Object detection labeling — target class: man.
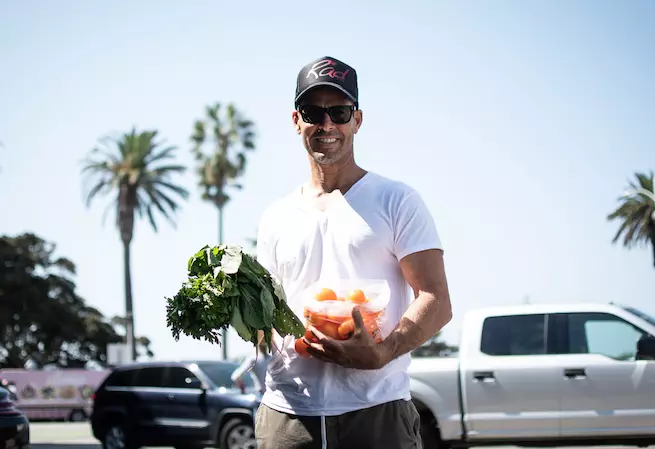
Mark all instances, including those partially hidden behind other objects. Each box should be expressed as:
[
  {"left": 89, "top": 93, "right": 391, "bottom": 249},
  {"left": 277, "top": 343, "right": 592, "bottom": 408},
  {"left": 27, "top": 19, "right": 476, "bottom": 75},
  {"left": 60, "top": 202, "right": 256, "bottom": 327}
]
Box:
[{"left": 254, "top": 56, "right": 452, "bottom": 449}]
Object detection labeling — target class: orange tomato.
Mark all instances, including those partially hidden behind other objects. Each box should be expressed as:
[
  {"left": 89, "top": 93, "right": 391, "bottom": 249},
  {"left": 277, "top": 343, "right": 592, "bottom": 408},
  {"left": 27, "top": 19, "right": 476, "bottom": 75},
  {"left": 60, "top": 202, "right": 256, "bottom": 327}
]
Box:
[
  {"left": 347, "top": 289, "right": 367, "bottom": 304},
  {"left": 304, "top": 328, "right": 318, "bottom": 343},
  {"left": 294, "top": 338, "right": 311, "bottom": 358},
  {"left": 315, "top": 288, "right": 337, "bottom": 302},
  {"left": 317, "top": 321, "right": 343, "bottom": 340},
  {"left": 338, "top": 319, "right": 355, "bottom": 339}
]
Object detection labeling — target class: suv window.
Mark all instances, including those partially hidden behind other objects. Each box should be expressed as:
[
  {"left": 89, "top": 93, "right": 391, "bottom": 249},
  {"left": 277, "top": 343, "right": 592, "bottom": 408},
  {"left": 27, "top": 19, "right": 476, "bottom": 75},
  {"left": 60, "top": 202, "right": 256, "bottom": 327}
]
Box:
[
  {"left": 197, "top": 362, "right": 254, "bottom": 388},
  {"left": 133, "top": 367, "right": 164, "bottom": 387},
  {"left": 481, "top": 314, "right": 546, "bottom": 356},
  {"left": 566, "top": 312, "right": 645, "bottom": 361},
  {"left": 104, "top": 369, "right": 136, "bottom": 387},
  {"left": 163, "top": 367, "right": 201, "bottom": 389}
]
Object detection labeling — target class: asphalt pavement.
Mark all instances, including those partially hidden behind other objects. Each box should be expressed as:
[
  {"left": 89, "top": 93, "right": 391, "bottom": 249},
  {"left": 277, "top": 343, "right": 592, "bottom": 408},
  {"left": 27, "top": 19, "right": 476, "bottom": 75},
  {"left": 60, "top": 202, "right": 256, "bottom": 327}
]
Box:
[{"left": 28, "top": 422, "right": 638, "bottom": 449}]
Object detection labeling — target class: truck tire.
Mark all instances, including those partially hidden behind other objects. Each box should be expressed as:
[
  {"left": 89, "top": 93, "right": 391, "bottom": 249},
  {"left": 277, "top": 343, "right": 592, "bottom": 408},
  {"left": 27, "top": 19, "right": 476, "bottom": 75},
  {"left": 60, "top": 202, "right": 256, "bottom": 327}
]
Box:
[
  {"left": 419, "top": 412, "right": 448, "bottom": 449},
  {"left": 218, "top": 417, "right": 257, "bottom": 449},
  {"left": 68, "top": 409, "right": 87, "bottom": 422}
]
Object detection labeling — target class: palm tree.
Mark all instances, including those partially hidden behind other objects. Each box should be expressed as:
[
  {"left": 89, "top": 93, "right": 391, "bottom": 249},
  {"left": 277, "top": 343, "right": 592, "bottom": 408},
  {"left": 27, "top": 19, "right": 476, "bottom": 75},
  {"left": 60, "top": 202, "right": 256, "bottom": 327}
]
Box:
[
  {"left": 607, "top": 171, "right": 655, "bottom": 268},
  {"left": 81, "top": 128, "right": 189, "bottom": 360},
  {"left": 191, "top": 103, "right": 256, "bottom": 359}
]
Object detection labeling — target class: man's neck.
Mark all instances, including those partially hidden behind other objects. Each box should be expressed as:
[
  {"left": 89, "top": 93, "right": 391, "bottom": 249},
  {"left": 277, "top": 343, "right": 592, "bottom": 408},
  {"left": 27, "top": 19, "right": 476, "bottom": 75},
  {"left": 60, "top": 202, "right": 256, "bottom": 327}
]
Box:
[{"left": 305, "top": 155, "right": 367, "bottom": 197}]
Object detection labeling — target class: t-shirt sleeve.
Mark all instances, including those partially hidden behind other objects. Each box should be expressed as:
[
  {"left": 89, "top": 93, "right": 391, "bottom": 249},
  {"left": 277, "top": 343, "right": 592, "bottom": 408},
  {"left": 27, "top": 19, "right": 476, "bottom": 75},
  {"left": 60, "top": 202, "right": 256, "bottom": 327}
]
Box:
[{"left": 392, "top": 190, "right": 443, "bottom": 261}]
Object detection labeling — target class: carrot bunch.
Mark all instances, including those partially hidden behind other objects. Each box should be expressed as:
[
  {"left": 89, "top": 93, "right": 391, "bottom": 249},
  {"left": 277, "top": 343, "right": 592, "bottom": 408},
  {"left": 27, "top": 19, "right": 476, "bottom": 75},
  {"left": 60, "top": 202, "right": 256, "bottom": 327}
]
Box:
[{"left": 294, "top": 287, "right": 384, "bottom": 358}]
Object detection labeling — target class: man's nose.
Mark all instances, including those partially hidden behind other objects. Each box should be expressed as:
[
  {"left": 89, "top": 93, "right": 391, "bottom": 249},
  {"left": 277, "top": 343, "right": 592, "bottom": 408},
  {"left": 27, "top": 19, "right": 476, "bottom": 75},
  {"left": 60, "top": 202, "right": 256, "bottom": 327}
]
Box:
[{"left": 319, "top": 112, "right": 336, "bottom": 130}]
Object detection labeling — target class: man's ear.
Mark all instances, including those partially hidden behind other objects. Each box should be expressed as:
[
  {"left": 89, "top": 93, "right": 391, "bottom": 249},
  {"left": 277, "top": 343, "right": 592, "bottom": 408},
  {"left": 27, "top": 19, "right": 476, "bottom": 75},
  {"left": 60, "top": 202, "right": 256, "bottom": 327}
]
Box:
[
  {"left": 292, "top": 111, "right": 301, "bottom": 134},
  {"left": 353, "top": 109, "right": 363, "bottom": 134}
]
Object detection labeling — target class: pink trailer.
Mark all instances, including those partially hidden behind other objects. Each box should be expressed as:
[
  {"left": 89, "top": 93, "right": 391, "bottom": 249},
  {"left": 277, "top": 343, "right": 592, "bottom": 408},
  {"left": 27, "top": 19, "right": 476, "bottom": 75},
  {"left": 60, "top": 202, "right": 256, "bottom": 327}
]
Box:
[{"left": 0, "top": 368, "right": 110, "bottom": 421}]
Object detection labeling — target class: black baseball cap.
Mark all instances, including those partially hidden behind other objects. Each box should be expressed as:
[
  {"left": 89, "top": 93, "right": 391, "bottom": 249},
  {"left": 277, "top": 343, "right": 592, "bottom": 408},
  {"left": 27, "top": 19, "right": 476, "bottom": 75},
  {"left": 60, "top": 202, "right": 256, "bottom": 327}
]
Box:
[{"left": 295, "top": 56, "right": 358, "bottom": 107}]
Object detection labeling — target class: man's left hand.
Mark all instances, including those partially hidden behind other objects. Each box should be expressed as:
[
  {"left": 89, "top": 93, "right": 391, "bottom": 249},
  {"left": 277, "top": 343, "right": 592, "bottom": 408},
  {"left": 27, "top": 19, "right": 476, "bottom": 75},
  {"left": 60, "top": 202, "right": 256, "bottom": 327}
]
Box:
[{"left": 304, "top": 307, "right": 390, "bottom": 370}]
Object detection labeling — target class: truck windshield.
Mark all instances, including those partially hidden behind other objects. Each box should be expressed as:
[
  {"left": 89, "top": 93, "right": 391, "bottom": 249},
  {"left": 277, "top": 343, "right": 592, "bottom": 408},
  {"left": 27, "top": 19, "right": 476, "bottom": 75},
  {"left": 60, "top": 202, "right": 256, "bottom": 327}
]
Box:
[{"left": 622, "top": 305, "right": 655, "bottom": 327}]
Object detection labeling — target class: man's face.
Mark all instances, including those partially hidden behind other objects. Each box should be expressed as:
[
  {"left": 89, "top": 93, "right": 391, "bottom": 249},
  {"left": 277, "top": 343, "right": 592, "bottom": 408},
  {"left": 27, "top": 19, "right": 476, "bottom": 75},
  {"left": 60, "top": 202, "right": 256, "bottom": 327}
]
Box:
[{"left": 292, "top": 87, "right": 363, "bottom": 166}]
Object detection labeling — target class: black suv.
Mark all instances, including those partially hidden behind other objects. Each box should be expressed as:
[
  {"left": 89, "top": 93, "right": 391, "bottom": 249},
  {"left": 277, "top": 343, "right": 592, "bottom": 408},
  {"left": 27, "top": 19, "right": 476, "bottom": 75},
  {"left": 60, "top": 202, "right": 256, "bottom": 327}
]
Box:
[{"left": 90, "top": 360, "right": 261, "bottom": 449}]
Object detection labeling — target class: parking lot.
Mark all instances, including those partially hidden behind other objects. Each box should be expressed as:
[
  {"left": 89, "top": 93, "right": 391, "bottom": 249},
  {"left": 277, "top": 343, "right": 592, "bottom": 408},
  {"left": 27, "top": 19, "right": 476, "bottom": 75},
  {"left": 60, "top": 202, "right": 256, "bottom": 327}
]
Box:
[{"left": 28, "top": 422, "right": 638, "bottom": 449}]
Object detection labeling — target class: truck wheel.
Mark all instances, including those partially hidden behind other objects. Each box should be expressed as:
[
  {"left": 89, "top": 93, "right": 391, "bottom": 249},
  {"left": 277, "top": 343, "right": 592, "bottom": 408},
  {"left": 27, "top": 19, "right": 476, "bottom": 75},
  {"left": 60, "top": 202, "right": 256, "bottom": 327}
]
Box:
[
  {"left": 419, "top": 412, "right": 447, "bottom": 449},
  {"left": 68, "top": 409, "right": 87, "bottom": 422},
  {"left": 219, "top": 417, "right": 257, "bottom": 449}
]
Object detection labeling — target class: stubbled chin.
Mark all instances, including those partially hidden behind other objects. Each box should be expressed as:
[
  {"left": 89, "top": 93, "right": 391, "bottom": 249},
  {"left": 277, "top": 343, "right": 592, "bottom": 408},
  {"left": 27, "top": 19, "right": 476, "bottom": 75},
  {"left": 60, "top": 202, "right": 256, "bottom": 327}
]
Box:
[{"left": 311, "top": 150, "right": 343, "bottom": 165}]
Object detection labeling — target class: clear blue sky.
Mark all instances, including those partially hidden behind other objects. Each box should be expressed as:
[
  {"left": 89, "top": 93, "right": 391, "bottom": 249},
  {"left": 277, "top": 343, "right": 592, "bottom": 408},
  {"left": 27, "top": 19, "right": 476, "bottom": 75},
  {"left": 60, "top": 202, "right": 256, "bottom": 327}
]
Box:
[{"left": 1, "top": 1, "right": 653, "bottom": 362}]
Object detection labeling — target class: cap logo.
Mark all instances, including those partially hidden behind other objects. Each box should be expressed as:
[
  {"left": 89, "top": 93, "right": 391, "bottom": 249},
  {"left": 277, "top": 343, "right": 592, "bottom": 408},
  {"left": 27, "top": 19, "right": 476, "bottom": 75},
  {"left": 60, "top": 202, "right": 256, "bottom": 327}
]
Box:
[{"left": 306, "top": 59, "right": 349, "bottom": 82}]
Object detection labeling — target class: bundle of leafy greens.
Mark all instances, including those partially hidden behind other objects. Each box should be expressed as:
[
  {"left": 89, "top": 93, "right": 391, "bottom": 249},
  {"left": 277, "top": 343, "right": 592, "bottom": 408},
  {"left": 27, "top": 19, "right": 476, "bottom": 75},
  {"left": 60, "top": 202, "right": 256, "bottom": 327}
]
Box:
[{"left": 165, "top": 244, "right": 305, "bottom": 352}]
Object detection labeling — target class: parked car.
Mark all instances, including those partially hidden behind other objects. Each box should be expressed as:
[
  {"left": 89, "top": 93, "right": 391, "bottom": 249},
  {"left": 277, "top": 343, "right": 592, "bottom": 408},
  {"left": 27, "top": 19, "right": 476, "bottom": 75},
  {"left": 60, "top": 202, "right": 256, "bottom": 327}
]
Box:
[
  {"left": 410, "top": 302, "right": 655, "bottom": 448},
  {"left": 90, "top": 360, "right": 260, "bottom": 449},
  {"left": 0, "top": 385, "right": 29, "bottom": 449}
]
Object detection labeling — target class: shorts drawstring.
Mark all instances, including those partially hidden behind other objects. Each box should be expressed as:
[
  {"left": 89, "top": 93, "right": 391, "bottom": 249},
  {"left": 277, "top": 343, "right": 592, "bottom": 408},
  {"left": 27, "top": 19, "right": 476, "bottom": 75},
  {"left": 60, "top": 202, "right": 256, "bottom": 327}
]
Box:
[{"left": 321, "top": 414, "right": 327, "bottom": 449}]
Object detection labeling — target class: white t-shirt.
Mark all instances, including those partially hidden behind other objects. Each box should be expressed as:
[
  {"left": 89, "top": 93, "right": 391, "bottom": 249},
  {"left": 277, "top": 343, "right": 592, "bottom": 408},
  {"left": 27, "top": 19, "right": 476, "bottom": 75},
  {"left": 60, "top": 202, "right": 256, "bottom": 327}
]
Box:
[{"left": 256, "top": 171, "right": 442, "bottom": 416}]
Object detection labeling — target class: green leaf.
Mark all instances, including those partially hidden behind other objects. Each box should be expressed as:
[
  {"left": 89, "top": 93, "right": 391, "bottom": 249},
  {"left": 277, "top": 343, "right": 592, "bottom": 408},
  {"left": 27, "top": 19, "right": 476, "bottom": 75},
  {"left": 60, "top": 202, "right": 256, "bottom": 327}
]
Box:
[
  {"left": 239, "top": 286, "right": 266, "bottom": 329},
  {"left": 274, "top": 300, "right": 305, "bottom": 338},
  {"left": 231, "top": 303, "right": 253, "bottom": 342},
  {"left": 207, "top": 246, "right": 222, "bottom": 267},
  {"left": 260, "top": 287, "right": 275, "bottom": 327},
  {"left": 188, "top": 245, "right": 210, "bottom": 275}
]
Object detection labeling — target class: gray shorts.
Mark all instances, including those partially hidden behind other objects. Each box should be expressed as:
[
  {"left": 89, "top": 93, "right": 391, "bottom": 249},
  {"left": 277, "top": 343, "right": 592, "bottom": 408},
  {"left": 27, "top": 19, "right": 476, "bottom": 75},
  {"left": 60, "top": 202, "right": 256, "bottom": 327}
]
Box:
[{"left": 255, "top": 399, "right": 422, "bottom": 449}]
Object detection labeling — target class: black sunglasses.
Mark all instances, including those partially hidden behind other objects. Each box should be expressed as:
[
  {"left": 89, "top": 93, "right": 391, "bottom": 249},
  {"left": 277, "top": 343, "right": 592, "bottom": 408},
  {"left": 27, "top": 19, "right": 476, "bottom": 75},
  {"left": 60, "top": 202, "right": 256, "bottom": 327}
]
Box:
[{"left": 298, "top": 105, "right": 356, "bottom": 125}]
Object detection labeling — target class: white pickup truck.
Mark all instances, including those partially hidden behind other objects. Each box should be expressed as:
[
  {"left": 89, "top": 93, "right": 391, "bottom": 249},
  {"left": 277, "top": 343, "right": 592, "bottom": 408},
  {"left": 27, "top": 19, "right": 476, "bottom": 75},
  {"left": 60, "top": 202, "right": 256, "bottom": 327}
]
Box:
[{"left": 409, "top": 302, "right": 655, "bottom": 448}]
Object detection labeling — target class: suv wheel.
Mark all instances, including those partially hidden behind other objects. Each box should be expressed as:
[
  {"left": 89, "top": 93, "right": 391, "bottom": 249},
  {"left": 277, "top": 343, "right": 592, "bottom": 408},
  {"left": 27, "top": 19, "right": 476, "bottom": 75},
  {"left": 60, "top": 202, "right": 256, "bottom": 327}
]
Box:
[
  {"left": 103, "top": 424, "right": 132, "bottom": 449},
  {"left": 219, "top": 417, "right": 257, "bottom": 449}
]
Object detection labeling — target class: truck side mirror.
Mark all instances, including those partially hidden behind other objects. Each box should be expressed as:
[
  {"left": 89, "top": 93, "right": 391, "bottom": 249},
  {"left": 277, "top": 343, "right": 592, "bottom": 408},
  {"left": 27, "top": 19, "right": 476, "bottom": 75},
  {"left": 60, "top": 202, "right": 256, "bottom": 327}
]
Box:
[{"left": 636, "top": 334, "right": 655, "bottom": 360}]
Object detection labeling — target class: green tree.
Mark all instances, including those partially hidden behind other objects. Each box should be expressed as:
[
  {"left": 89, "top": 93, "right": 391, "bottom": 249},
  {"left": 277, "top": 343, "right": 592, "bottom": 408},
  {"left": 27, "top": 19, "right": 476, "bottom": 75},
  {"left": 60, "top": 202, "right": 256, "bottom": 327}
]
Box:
[
  {"left": 191, "top": 103, "right": 256, "bottom": 359},
  {"left": 81, "top": 128, "right": 189, "bottom": 360},
  {"left": 0, "top": 233, "right": 152, "bottom": 368},
  {"left": 607, "top": 171, "right": 655, "bottom": 268},
  {"left": 411, "top": 332, "right": 458, "bottom": 358}
]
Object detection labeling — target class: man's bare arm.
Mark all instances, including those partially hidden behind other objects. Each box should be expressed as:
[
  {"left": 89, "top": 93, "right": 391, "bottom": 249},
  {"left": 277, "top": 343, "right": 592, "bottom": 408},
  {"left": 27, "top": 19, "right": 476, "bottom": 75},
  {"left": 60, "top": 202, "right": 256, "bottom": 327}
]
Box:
[{"left": 379, "top": 248, "right": 452, "bottom": 364}]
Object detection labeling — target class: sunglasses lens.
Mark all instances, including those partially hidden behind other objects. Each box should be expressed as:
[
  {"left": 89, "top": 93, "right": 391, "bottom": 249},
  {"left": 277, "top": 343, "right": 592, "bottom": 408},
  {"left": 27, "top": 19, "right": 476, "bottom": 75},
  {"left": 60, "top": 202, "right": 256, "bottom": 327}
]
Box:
[
  {"left": 300, "top": 106, "right": 325, "bottom": 124},
  {"left": 327, "top": 106, "right": 353, "bottom": 124},
  {"left": 299, "top": 105, "right": 354, "bottom": 125}
]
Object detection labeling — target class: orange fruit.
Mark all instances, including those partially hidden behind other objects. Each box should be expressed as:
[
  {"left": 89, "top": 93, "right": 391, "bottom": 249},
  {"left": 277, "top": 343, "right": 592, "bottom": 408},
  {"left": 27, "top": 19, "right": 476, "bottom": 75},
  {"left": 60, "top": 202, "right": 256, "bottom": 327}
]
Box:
[
  {"left": 338, "top": 319, "right": 355, "bottom": 339},
  {"left": 294, "top": 338, "right": 311, "bottom": 358},
  {"left": 315, "top": 288, "right": 338, "bottom": 302},
  {"left": 347, "top": 289, "right": 367, "bottom": 304},
  {"left": 304, "top": 329, "right": 318, "bottom": 343},
  {"left": 317, "top": 321, "right": 342, "bottom": 340}
]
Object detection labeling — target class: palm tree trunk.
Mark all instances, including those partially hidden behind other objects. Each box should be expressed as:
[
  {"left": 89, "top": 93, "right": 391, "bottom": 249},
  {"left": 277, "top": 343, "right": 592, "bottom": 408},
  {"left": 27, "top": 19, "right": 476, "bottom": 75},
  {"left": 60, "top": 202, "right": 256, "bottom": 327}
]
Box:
[
  {"left": 123, "top": 240, "right": 136, "bottom": 361},
  {"left": 119, "top": 184, "right": 137, "bottom": 362},
  {"left": 219, "top": 205, "right": 228, "bottom": 360}
]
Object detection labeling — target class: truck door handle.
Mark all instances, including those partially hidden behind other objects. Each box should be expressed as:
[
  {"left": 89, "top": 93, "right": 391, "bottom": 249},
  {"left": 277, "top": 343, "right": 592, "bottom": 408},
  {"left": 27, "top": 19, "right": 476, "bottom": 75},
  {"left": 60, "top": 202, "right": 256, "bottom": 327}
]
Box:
[
  {"left": 472, "top": 371, "right": 495, "bottom": 382},
  {"left": 167, "top": 394, "right": 175, "bottom": 400},
  {"left": 564, "top": 368, "right": 586, "bottom": 379}
]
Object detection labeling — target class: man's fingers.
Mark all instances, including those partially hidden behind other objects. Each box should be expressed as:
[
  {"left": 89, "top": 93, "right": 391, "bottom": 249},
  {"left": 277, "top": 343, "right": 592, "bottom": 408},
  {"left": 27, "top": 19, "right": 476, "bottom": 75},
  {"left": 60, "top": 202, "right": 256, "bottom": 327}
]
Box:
[
  {"left": 351, "top": 307, "right": 366, "bottom": 333},
  {"left": 307, "top": 325, "right": 329, "bottom": 342}
]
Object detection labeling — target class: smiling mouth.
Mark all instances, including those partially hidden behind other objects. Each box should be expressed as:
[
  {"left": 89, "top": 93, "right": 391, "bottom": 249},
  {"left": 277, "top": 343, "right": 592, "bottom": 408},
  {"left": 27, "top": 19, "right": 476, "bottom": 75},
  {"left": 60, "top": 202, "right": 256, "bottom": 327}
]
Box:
[{"left": 315, "top": 137, "right": 338, "bottom": 144}]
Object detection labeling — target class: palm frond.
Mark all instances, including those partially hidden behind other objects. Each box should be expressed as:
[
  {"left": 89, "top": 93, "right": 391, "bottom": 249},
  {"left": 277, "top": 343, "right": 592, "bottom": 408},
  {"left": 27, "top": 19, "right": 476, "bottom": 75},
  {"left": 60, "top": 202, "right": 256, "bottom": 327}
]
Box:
[
  {"left": 191, "top": 102, "right": 257, "bottom": 209},
  {"left": 608, "top": 171, "right": 655, "bottom": 253},
  {"left": 81, "top": 128, "right": 188, "bottom": 235}
]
